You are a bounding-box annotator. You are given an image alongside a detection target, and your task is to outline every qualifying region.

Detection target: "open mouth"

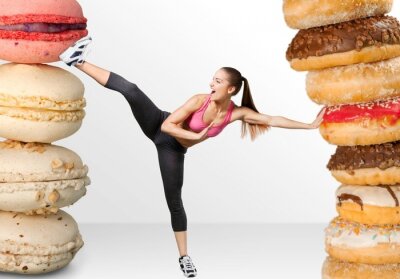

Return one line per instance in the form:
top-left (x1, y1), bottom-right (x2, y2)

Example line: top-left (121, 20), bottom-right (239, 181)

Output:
top-left (211, 90), bottom-right (216, 94)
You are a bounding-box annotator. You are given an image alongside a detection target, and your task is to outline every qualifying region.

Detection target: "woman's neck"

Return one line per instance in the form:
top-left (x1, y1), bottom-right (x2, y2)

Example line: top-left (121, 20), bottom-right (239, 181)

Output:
top-left (210, 97), bottom-right (231, 113)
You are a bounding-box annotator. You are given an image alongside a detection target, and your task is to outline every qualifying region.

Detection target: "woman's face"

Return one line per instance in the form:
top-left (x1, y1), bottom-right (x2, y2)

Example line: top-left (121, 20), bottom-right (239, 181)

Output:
top-left (209, 69), bottom-right (235, 101)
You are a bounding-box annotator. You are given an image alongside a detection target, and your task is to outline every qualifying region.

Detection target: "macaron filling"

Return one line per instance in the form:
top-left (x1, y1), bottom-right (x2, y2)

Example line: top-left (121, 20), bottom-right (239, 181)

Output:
top-left (0, 93), bottom-right (86, 111)
top-left (0, 14), bottom-right (87, 41)
top-left (0, 106), bottom-right (85, 122)
top-left (0, 23), bottom-right (86, 33)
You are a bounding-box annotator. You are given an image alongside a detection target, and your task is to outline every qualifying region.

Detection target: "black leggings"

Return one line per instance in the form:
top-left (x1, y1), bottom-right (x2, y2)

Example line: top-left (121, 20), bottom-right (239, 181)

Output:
top-left (105, 72), bottom-right (188, 232)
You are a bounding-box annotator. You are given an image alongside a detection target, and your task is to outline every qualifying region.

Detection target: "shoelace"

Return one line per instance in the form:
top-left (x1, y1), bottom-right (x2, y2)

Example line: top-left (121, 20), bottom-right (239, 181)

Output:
top-left (181, 257), bottom-right (196, 270)
top-left (76, 38), bottom-right (92, 65)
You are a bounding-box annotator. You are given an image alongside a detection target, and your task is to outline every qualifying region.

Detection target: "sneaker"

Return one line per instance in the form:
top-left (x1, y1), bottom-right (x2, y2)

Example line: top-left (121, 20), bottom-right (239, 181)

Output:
top-left (59, 36), bottom-right (92, 66)
top-left (179, 255), bottom-right (197, 278)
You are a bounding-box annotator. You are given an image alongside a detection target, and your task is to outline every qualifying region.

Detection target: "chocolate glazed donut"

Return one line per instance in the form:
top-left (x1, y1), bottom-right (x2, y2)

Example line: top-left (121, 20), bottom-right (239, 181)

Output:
top-left (286, 16), bottom-right (400, 71)
top-left (327, 142), bottom-right (400, 185)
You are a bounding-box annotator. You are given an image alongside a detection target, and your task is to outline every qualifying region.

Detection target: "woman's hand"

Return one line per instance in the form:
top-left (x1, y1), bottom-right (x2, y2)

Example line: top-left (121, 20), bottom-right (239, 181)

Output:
top-left (194, 122), bottom-right (214, 140)
top-left (308, 107), bottom-right (326, 129)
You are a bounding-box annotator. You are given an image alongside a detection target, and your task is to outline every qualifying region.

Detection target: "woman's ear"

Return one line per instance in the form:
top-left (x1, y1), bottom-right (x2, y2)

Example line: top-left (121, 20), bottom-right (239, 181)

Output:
top-left (228, 86), bottom-right (236, 95)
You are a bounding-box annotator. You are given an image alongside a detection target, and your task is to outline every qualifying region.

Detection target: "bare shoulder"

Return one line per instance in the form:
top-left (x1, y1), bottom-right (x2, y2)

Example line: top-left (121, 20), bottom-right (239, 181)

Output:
top-left (230, 105), bottom-right (252, 123)
top-left (183, 93), bottom-right (208, 110)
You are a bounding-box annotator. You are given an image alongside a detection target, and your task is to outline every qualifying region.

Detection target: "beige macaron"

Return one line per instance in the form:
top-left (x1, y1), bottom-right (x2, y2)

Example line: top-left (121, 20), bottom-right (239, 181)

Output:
top-left (0, 63), bottom-right (85, 143)
top-left (0, 210), bottom-right (83, 274)
top-left (0, 140), bottom-right (90, 214)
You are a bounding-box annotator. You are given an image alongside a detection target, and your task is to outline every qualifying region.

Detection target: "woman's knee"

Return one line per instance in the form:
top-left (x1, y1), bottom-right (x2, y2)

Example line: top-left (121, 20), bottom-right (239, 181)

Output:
top-left (167, 197), bottom-right (185, 213)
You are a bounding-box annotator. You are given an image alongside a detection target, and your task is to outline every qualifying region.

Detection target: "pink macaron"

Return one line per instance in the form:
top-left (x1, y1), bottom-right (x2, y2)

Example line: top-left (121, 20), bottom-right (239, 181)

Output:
top-left (0, 0), bottom-right (88, 63)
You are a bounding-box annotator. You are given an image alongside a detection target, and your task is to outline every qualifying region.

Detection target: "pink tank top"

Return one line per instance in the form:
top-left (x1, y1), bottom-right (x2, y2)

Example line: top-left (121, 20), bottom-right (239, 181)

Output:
top-left (186, 94), bottom-right (235, 137)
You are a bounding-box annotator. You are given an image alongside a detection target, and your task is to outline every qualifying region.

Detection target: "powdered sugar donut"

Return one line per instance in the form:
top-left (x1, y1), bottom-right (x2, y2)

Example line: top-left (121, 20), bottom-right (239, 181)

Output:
top-left (283, 0), bottom-right (393, 29)
top-left (307, 57), bottom-right (400, 105)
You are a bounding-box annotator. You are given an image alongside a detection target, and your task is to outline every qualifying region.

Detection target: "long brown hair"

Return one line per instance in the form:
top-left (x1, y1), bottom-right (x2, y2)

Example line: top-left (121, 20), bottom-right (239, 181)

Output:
top-left (221, 67), bottom-right (269, 141)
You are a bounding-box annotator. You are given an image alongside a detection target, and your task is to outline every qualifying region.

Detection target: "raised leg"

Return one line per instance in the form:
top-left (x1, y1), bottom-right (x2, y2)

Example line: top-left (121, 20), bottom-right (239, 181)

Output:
top-left (77, 62), bottom-right (164, 141)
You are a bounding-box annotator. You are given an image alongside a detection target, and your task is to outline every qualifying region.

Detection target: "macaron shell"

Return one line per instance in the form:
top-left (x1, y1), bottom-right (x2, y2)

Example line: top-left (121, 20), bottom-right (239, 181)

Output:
top-left (0, 141), bottom-right (88, 182)
top-left (0, 63), bottom-right (84, 102)
top-left (0, 177), bottom-right (89, 213)
top-left (0, 210), bottom-right (83, 274)
top-left (0, 32), bottom-right (88, 63)
top-left (0, 210), bottom-right (80, 250)
top-left (0, 0), bottom-right (85, 18)
top-left (0, 251), bottom-right (81, 274)
top-left (0, 114), bottom-right (82, 143)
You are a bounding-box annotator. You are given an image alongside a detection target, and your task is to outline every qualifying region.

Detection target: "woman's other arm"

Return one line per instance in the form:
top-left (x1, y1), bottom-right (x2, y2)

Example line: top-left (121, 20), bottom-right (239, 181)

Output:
top-left (235, 106), bottom-right (326, 129)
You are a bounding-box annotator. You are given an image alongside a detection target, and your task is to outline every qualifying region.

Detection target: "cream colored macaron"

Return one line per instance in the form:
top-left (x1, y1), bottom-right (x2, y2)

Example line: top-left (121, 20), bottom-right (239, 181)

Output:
top-left (0, 210), bottom-right (83, 274)
top-left (0, 63), bottom-right (85, 143)
top-left (0, 140), bottom-right (90, 214)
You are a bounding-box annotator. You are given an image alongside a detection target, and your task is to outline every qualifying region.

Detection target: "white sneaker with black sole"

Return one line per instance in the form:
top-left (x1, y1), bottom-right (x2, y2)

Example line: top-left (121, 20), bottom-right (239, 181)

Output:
top-left (59, 36), bottom-right (92, 66)
top-left (179, 255), bottom-right (197, 278)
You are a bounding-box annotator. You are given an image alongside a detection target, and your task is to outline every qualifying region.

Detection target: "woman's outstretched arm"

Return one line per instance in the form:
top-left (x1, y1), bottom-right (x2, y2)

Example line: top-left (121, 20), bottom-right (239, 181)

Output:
top-left (236, 106), bottom-right (326, 129)
top-left (75, 62), bottom-right (110, 86)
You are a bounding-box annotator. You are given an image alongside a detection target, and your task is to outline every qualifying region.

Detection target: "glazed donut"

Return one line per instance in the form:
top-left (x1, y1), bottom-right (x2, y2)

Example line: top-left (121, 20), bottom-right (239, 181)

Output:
top-left (283, 0), bottom-right (393, 29)
top-left (286, 16), bottom-right (400, 71)
top-left (322, 257), bottom-right (400, 279)
top-left (320, 97), bottom-right (400, 146)
top-left (325, 217), bottom-right (400, 264)
top-left (327, 142), bottom-right (400, 185)
top-left (307, 57), bottom-right (400, 106)
top-left (335, 185), bottom-right (400, 225)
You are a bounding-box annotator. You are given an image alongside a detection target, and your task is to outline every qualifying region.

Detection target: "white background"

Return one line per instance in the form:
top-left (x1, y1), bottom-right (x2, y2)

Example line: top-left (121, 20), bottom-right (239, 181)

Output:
top-left (45, 0), bottom-right (400, 225)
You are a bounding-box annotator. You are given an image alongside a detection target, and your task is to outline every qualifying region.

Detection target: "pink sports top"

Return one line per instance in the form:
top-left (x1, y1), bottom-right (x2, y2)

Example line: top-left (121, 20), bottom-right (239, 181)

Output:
top-left (186, 94), bottom-right (235, 137)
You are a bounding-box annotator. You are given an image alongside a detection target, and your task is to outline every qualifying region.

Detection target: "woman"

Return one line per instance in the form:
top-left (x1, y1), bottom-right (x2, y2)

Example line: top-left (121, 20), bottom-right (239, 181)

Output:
top-left (60, 37), bottom-right (325, 278)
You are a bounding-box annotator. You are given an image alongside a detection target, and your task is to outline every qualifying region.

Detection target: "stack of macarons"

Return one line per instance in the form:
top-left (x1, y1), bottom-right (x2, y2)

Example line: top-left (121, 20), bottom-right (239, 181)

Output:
top-left (0, 0), bottom-right (89, 274)
top-left (283, 0), bottom-right (400, 278)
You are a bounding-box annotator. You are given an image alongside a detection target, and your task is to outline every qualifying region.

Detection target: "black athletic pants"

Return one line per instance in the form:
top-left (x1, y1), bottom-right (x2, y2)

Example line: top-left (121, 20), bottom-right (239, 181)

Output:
top-left (105, 72), bottom-right (188, 232)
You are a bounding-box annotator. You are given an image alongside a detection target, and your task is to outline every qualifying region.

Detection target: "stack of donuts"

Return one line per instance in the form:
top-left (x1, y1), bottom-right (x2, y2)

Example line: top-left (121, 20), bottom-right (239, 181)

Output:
top-left (284, 0), bottom-right (400, 278)
top-left (0, 0), bottom-right (90, 274)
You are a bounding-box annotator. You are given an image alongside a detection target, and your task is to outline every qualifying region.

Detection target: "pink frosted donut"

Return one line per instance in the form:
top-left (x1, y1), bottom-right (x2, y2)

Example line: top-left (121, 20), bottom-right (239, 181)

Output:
top-left (320, 97), bottom-right (400, 146)
top-left (0, 0), bottom-right (88, 63)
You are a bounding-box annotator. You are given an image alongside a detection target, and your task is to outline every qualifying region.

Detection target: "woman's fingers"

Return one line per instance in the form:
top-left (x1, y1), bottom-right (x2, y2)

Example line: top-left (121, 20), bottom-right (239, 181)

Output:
top-left (317, 106), bottom-right (326, 117)
top-left (197, 122), bottom-right (214, 140)
top-left (310, 108), bottom-right (326, 128)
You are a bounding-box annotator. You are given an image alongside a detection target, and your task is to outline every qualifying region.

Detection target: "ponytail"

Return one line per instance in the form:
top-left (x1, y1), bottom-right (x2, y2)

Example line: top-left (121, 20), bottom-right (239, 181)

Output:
top-left (240, 77), bottom-right (269, 141)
